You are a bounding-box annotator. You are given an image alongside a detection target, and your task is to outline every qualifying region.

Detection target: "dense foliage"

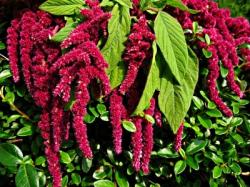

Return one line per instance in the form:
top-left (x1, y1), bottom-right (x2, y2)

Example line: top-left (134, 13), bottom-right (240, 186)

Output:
top-left (0, 0), bottom-right (249, 187)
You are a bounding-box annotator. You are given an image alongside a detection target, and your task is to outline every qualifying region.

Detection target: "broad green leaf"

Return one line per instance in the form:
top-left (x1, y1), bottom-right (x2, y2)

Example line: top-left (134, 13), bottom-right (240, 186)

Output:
top-left (239, 157), bottom-right (250, 164)
top-left (157, 148), bottom-right (179, 158)
top-left (145, 114), bottom-right (155, 124)
top-left (93, 166), bottom-right (108, 180)
top-left (197, 115), bottom-right (212, 128)
top-left (230, 117), bottom-right (243, 127)
top-left (97, 104), bottom-right (107, 115)
top-left (212, 166), bottom-right (222, 179)
top-left (17, 126), bottom-right (33, 137)
top-left (122, 120), bottom-right (136, 132)
top-left (82, 158), bottom-right (92, 173)
top-left (114, 0), bottom-right (132, 8)
top-left (115, 170), bottom-right (129, 187)
top-left (231, 133), bottom-right (244, 144)
top-left (94, 180), bottom-right (115, 187)
top-left (109, 61), bottom-right (126, 89)
top-left (0, 143), bottom-right (23, 166)
top-left (0, 69), bottom-right (12, 83)
top-left (51, 18), bottom-right (77, 42)
top-left (158, 48), bottom-right (199, 133)
top-left (220, 63), bottom-right (228, 78)
top-left (60, 151), bottom-right (72, 164)
top-left (166, 0), bottom-right (199, 14)
top-left (102, 4), bottom-right (131, 73)
top-left (154, 11), bottom-right (188, 84)
top-left (39, 0), bottom-right (84, 15)
top-left (174, 160), bottom-right (186, 175)
top-left (186, 156), bottom-right (199, 170)
top-left (84, 113), bottom-right (96, 123)
top-left (192, 96), bottom-right (204, 109)
top-left (206, 109), bottom-right (222, 117)
top-left (15, 164), bottom-right (39, 187)
top-left (133, 42), bottom-right (160, 115)
top-left (186, 140), bottom-right (207, 155)
top-left (229, 163), bottom-right (242, 175)
top-left (35, 156), bottom-right (46, 166)
top-left (71, 173), bottom-right (81, 185)
top-left (202, 48), bottom-right (212, 58)
top-left (0, 41), bottom-right (5, 50)
top-left (62, 176), bottom-right (69, 187)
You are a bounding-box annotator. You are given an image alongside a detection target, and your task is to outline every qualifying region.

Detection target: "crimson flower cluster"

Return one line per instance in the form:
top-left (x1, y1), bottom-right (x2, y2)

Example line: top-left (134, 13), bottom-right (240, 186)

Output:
top-left (7, 0), bottom-right (111, 186)
top-left (108, 1), bottom-right (165, 174)
top-left (171, 0), bottom-right (250, 116)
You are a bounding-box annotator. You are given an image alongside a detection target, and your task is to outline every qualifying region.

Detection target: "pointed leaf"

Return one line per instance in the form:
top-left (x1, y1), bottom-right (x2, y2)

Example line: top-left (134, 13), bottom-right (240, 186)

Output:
top-left (154, 11), bottom-right (188, 84)
top-left (15, 164), bottom-right (39, 187)
top-left (0, 143), bottom-right (23, 166)
top-left (158, 48), bottom-right (199, 133)
top-left (102, 5), bottom-right (131, 73)
top-left (39, 0), bottom-right (85, 15)
top-left (133, 42), bottom-right (159, 115)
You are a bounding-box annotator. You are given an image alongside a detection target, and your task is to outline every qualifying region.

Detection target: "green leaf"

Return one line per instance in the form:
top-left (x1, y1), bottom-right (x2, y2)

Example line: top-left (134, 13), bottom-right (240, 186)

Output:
top-left (0, 69), bottom-right (12, 83)
top-left (39, 0), bottom-right (84, 15)
top-left (94, 180), bottom-right (115, 187)
top-left (197, 115), bottom-right (212, 128)
top-left (97, 104), bottom-right (107, 115)
top-left (239, 157), bottom-right (250, 164)
top-left (102, 4), bottom-right (131, 73)
top-left (62, 176), bottom-right (69, 187)
top-left (84, 113), bottom-right (95, 123)
top-left (109, 61), bottom-right (126, 89)
top-left (205, 34), bottom-right (211, 45)
top-left (154, 11), bottom-right (188, 84)
top-left (35, 156), bottom-right (46, 166)
top-left (15, 164), bottom-right (39, 187)
top-left (158, 47), bottom-right (199, 133)
top-left (133, 42), bottom-right (160, 115)
top-left (231, 133), bottom-right (244, 144)
top-left (220, 63), bottom-right (228, 78)
top-left (212, 166), bottom-right (222, 179)
top-left (230, 117), bottom-right (243, 127)
top-left (60, 151), bottom-right (72, 164)
top-left (0, 143), bottom-right (23, 166)
top-left (229, 163), bottom-right (241, 175)
top-left (113, 0), bottom-right (132, 8)
top-left (51, 18), bottom-right (77, 42)
top-left (206, 109), bottom-right (222, 117)
top-left (0, 41), bottom-right (6, 50)
top-left (93, 166), bottom-right (108, 180)
top-left (82, 158), bottom-right (92, 173)
top-left (186, 140), bottom-right (207, 155)
top-left (157, 148), bottom-right (179, 158)
top-left (71, 173), bottom-right (81, 185)
top-left (186, 156), bottom-right (199, 170)
top-left (174, 160), bottom-right (186, 175)
top-left (192, 96), bottom-right (204, 109)
top-left (115, 170), bottom-right (129, 187)
top-left (144, 114), bottom-right (155, 124)
top-left (122, 120), bottom-right (136, 132)
top-left (17, 126), bottom-right (33, 136)
top-left (166, 0), bottom-right (199, 14)
top-left (202, 48), bottom-right (212, 58)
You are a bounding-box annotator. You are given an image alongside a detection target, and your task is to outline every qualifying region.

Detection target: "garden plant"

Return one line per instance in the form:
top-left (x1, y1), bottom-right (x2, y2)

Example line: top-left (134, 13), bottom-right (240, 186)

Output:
top-left (0, 0), bottom-right (249, 187)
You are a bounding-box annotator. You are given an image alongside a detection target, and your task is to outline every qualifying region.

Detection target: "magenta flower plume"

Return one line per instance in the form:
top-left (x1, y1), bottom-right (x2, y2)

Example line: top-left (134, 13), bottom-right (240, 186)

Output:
top-left (131, 117), bottom-right (143, 171)
top-left (7, 19), bottom-right (20, 82)
top-left (119, 15), bottom-right (155, 94)
top-left (171, 0), bottom-right (250, 116)
top-left (109, 90), bottom-right (124, 154)
top-left (174, 122), bottom-right (184, 152)
top-left (141, 98), bottom-right (155, 174)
